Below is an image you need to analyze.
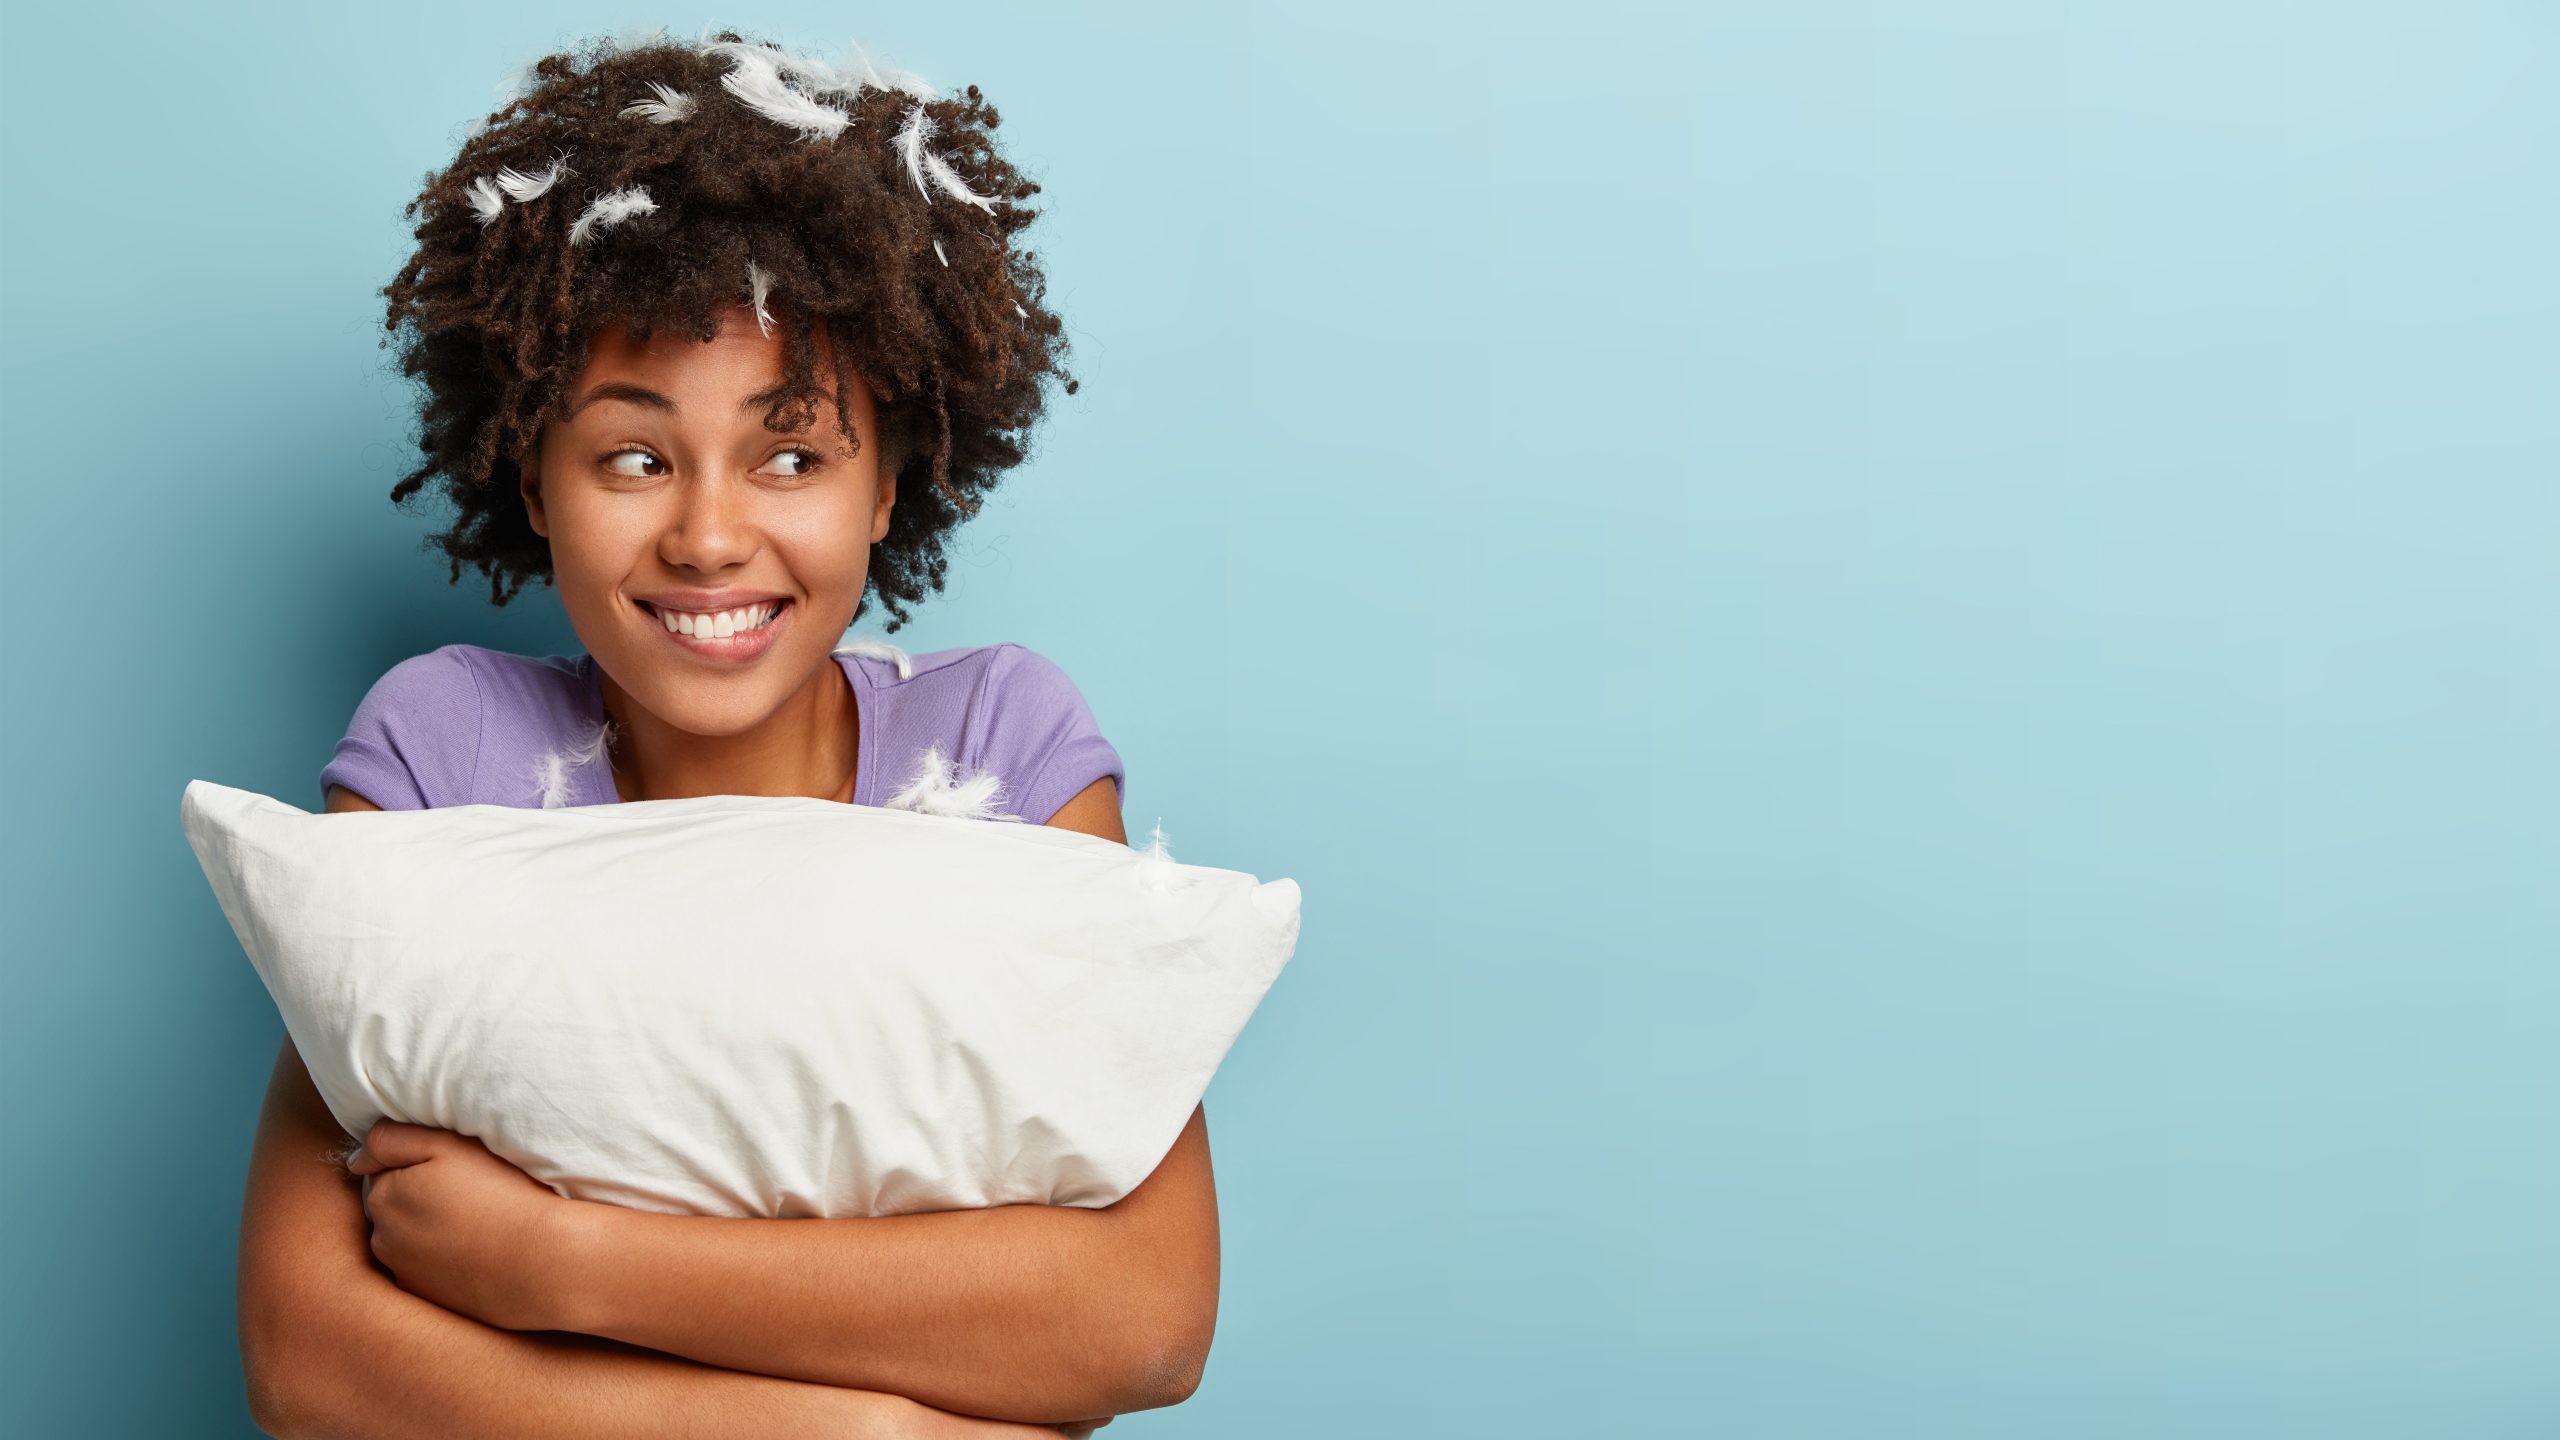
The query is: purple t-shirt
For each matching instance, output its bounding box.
[318,639,1126,825]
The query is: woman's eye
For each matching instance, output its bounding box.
[762,447,824,479]
[593,447,819,479]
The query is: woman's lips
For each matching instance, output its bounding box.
[640,598,792,665]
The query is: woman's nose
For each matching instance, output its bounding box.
[657,474,760,570]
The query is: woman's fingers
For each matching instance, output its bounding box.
[342,1117,438,1175]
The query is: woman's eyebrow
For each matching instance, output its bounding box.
[568,380,802,417]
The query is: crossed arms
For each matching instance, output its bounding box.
[238,777,1217,1437]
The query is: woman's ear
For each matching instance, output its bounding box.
[518,440,549,540]
[871,453,897,545]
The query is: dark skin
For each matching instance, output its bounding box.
[237,309,1215,1438]
[381,40,1073,630]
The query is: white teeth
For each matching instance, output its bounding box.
[655,601,778,638]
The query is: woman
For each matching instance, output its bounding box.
[236,30,1216,1438]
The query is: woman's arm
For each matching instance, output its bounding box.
[537,777,1220,1425]
[548,1106,1218,1425]
[241,1032,1062,1439]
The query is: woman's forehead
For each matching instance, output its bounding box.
[570,310,870,414]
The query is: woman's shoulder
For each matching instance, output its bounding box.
[318,643,597,811]
[839,637,1087,692]
[339,641,581,691]
[841,638,1125,824]
[844,640,1107,733]
[317,645,481,810]
[347,642,594,725]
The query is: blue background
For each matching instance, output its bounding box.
[4,2,2554,1435]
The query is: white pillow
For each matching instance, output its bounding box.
[180,780,1300,1219]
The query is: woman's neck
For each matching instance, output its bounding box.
[596,659,858,804]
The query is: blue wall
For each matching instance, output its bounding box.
[3,2,2553,1435]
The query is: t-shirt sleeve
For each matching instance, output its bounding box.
[316,646,484,811]
[988,644,1127,827]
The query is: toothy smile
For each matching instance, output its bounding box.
[638,599,789,638]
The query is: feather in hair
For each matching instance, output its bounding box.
[883,741,1026,823]
[745,259,776,337]
[464,176,506,226]
[569,185,658,245]
[713,42,851,141]
[925,150,999,212]
[843,38,938,100]
[890,103,999,212]
[890,104,938,202]
[493,155,571,202]
[701,39,856,97]
[620,80,696,124]
[926,149,993,210]
[933,238,948,267]
[777,49,860,96]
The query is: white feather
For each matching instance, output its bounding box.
[831,636,914,679]
[933,238,948,267]
[1013,302,1029,318]
[890,104,937,201]
[493,155,570,202]
[464,175,506,226]
[699,39,861,96]
[534,717,616,809]
[883,741,1026,823]
[776,49,859,95]
[712,42,851,141]
[570,184,658,245]
[620,80,696,124]
[1134,817,1182,892]
[844,38,937,99]
[922,149,999,212]
[889,104,998,213]
[745,258,776,336]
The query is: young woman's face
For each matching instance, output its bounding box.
[520,307,895,737]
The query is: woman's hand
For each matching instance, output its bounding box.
[344,1118,581,1332]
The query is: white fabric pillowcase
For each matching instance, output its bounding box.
[181,780,1300,1218]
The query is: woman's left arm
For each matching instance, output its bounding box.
[569,776,1214,1425]
[553,1103,1217,1426]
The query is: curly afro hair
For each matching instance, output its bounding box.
[379,29,1077,633]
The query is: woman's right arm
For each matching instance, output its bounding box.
[235,788,1072,1439]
